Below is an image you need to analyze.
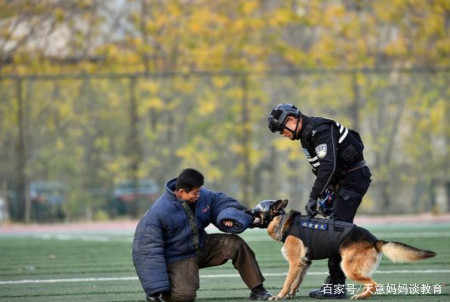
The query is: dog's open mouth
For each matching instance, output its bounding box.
[247,199,288,228]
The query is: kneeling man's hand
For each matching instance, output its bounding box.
[222,220,234,227]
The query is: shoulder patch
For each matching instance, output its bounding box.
[315,144,327,158]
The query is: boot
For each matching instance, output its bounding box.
[309,275,333,298]
[146,293,162,302]
[309,256,347,299]
[249,284,272,300]
[314,276,346,299]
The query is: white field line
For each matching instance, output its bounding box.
[1,270,450,285]
[242,232,450,241]
[26,231,450,243]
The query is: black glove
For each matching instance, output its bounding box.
[305,198,318,216]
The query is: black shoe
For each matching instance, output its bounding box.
[309,288,322,298]
[314,285,346,299]
[146,294,162,302]
[309,276,346,299]
[249,285,272,300]
[309,276,331,298]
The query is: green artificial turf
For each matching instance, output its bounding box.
[0,223,449,301]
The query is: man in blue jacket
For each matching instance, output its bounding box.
[132,168,271,302]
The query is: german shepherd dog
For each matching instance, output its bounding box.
[256,199,436,300]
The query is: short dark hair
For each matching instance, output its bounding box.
[176,168,204,192]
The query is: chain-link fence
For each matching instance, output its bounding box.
[0,67,448,222]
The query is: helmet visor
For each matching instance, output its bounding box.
[268,103,302,135]
[268,116,285,133]
[268,109,289,134]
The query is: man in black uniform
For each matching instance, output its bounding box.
[267,103,372,299]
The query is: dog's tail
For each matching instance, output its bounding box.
[376,240,436,263]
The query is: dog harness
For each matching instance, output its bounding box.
[279,211,356,260]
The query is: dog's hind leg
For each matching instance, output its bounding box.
[270,236,308,301]
[341,242,380,300]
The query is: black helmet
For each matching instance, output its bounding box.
[254,199,277,213]
[247,199,286,228]
[268,103,302,134]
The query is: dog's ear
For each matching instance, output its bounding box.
[281,199,289,208]
[272,199,285,211]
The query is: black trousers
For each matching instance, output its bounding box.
[328,166,372,281]
[162,233,265,302]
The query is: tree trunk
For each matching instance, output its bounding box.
[15,78,30,223]
[129,76,142,218]
[350,71,361,130]
[240,77,251,207]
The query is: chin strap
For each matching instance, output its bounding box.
[284,118,301,140]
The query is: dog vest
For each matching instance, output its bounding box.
[281,211,356,260]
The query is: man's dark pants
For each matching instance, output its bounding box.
[328,166,372,281]
[162,233,265,302]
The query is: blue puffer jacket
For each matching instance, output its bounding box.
[132,178,254,296]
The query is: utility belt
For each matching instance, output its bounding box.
[343,160,366,174]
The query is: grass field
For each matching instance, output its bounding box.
[0,222,449,302]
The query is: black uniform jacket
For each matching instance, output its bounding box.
[299,116,364,200]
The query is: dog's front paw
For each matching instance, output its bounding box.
[351,294,366,300]
[268,295,284,301]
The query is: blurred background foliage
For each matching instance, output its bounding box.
[0,0,448,222]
